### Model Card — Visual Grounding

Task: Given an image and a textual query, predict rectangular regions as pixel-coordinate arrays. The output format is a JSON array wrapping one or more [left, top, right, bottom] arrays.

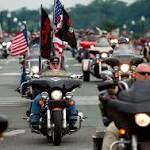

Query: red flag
[[41, 7, 51, 59], [10, 29, 28, 56], [57, 8, 77, 49]]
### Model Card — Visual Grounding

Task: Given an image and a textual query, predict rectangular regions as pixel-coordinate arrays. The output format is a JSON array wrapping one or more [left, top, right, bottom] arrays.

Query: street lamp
[[123, 24, 127, 30], [131, 20, 135, 37], [13, 17, 18, 32], [7, 12, 12, 33], [122, 24, 127, 36], [141, 16, 146, 35], [131, 20, 135, 26], [13, 17, 18, 23]]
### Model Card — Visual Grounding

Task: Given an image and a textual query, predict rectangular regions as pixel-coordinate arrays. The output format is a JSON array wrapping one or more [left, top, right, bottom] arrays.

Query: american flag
[[53, 0, 63, 56], [10, 29, 28, 56], [54, 0, 63, 30]]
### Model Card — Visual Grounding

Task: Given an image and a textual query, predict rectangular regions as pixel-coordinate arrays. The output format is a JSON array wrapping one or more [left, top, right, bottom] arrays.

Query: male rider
[[30, 56, 78, 130], [102, 63, 150, 150]]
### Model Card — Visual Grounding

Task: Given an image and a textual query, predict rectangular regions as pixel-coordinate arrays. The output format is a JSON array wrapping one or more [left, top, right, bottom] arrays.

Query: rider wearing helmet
[[118, 36, 129, 44], [30, 56, 78, 131]]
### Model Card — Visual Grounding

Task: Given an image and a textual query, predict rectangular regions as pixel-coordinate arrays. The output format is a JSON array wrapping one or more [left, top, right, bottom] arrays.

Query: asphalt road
[[0, 51, 105, 150]]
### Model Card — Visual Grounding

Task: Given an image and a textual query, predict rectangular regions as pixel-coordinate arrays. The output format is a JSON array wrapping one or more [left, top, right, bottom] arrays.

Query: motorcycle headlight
[[101, 53, 108, 58], [120, 64, 129, 73], [31, 66, 39, 74], [51, 90, 63, 100], [2, 42, 7, 47], [90, 45, 94, 48], [135, 113, 150, 127]]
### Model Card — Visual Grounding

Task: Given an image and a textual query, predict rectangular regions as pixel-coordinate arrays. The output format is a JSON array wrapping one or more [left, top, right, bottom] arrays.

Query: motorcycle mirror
[[41, 91, 49, 99], [71, 74, 83, 79], [97, 81, 118, 91], [96, 54, 100, 59], [66, 92, 73, 99], [0, 115, 8, 135]]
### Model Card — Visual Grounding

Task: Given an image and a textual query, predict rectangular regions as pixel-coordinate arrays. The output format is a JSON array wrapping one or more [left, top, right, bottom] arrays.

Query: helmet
[[50, 56, 60, 63], [118, 37, 129, 44]]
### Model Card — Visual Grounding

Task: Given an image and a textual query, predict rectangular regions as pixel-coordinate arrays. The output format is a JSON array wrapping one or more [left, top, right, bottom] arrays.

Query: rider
[[47, 56, 61, 70], [16, 56, 28, 95], [30, 56, 78, 130], [101, 63, 150, 150]]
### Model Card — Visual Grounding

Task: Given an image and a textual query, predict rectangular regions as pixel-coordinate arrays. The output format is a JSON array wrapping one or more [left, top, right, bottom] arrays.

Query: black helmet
[[118, 37, 129, 44], [50, 56, 60, 63]]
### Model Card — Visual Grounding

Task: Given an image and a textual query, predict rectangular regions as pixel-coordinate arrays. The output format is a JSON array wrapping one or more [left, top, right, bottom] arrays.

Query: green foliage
[[0, 0, 150, 35]]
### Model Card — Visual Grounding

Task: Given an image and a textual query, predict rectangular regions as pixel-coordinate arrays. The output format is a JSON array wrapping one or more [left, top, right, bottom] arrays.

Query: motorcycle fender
[[52, 108, 63, 111], [82, 59, 90, 71]]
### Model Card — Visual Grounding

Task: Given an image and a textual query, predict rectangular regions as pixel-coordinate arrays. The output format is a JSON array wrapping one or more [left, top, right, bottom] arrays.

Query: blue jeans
[[20, 71, 28, 94], [30, 94, 78, 124]]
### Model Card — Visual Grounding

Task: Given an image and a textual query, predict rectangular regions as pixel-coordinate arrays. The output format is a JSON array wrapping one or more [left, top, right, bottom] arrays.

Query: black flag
[[41, 7, 51, 59], [57, 8, 77, 49]]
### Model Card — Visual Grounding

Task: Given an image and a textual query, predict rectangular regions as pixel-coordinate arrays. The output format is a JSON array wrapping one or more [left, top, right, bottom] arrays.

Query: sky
[[0, 0, 136, 11]]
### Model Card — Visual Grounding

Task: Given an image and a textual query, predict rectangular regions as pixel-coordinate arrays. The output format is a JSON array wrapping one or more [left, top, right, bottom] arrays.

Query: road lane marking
[[0, 73, 20, 76], [4, 129, 25, 137], [74, 96, 99, 105], [65, 57, 74, 60], [0, 96, 99, 106], [72, 63, 82, 67]]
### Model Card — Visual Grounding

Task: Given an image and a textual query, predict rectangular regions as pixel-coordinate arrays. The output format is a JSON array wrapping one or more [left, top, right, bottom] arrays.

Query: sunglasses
[[138, 72, 150, 76], [51, 62, 59, 65]]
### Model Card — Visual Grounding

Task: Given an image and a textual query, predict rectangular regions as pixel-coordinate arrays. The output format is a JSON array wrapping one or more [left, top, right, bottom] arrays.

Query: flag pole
[[51, 0, 56, 57], [39, 4, 42, 73]]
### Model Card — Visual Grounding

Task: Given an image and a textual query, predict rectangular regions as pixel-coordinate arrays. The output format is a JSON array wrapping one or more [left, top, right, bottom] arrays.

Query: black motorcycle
[[28, 77, 85, 146], [0, 114, 8, 135], [104, 80, 150, 150]]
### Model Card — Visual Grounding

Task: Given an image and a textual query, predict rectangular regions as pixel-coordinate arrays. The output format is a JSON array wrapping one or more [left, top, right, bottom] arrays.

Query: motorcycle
[[0, 114, 8, 135], [82, 36, 113, 82], [98, 80, 150, 150], [0, 42, 9, 59], [104, 44, 144, 81], [28, 77, 85, 146]]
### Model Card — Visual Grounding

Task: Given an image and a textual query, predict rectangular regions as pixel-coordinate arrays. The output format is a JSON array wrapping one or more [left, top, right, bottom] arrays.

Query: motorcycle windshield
[[108, 80, 150, 113], [29, 77, 82, 93]]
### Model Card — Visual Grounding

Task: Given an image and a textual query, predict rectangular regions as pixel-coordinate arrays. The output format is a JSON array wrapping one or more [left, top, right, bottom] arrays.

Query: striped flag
[[10, 29, 28, 56], [54, 0, 63, 31], [53, 0, 63, 56]]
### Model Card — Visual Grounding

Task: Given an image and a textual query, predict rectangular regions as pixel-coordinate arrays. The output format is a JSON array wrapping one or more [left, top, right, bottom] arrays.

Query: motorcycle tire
[[83, 71, 90, 82], [52, 111, 63, 146]]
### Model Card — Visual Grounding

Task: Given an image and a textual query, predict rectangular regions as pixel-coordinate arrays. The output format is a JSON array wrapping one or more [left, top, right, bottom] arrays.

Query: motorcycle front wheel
[[52, 111, 63, 146]]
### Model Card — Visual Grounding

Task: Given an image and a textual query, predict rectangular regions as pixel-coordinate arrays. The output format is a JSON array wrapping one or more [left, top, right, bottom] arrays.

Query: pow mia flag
[[57, 8, 77, 49]]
